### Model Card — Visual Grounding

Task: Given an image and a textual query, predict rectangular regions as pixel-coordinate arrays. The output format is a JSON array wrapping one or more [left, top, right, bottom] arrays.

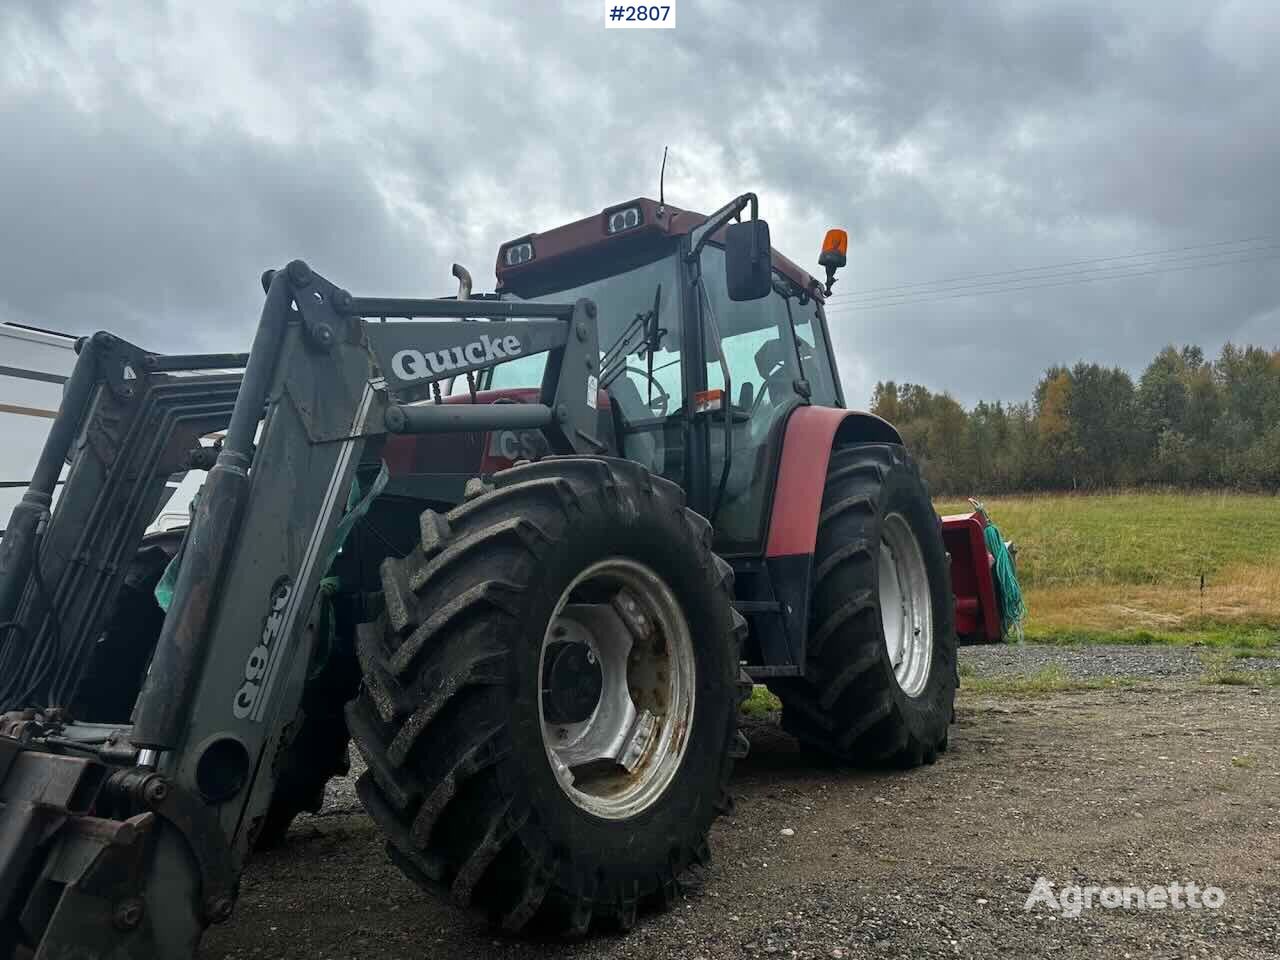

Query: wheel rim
[[538, 558, 696, 820], [878, 512, 934, 697]]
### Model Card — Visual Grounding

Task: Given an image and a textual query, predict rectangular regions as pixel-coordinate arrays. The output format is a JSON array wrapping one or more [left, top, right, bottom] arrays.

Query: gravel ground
[[959, 642, 1278, 680], [202, 644, 1280, 960]]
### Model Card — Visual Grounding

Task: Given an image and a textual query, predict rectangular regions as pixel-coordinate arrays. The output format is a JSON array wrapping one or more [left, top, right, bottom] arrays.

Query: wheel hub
[[542, 640, 603, 725], [538, 558, 695, 821]]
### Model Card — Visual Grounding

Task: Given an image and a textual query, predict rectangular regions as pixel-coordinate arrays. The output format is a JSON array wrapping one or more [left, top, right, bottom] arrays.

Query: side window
[[700, 248, 797, 413], [713, 328, 780, 410], [790, 300, 840, 407]]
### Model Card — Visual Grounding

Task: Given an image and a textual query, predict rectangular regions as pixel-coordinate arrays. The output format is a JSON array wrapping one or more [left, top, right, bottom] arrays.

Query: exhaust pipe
[[441, 263, 474, 397], [452, 262, 473, 300]]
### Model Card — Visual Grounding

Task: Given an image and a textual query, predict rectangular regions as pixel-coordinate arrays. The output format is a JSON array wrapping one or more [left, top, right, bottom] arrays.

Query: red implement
[[941, 511, 1002, 643]]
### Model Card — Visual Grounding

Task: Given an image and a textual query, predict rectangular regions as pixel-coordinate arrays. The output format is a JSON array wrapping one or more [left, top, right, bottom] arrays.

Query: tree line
[[870, 343, 1280, 495]]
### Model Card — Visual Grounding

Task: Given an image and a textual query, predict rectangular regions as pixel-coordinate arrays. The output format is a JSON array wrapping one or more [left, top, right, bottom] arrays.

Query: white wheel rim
[[538, 558, 696, 820], [878, 512, 934, 697]]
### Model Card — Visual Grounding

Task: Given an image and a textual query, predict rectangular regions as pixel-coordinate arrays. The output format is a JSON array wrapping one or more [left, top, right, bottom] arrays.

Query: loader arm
[[0, 262, 599, 958]]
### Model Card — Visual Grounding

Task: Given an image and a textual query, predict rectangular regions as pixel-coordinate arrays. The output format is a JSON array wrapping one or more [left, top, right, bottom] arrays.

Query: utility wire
[[824, 245, 1280, 313], [826, 235, 1275, 302], [831, 242, 1280, 308], [828, 240, 1280, 308], [824, 249, 1280, 314]]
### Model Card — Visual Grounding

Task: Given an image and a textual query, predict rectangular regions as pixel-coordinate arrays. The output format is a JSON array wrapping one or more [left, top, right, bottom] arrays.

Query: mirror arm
[[687, 192, 759, 264]]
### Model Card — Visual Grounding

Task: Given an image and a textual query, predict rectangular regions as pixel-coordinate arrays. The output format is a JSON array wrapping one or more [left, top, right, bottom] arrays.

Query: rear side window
[[790, 299, 840, 407]]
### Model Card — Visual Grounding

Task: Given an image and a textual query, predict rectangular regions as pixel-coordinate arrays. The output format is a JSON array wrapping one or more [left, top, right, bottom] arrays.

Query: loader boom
[[0, 262, 598, 957]]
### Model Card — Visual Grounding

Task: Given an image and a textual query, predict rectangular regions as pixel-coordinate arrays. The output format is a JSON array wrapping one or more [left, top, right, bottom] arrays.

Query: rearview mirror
[[724, 219, 772, 301]]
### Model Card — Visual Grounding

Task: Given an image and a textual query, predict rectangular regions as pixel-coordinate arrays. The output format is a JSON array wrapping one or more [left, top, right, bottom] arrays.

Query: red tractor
[[335, 193, 1004, 919], [0, 192, 1003, 956]]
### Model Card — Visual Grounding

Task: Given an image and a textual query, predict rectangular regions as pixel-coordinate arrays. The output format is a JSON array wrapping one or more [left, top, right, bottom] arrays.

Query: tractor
[[0, 192, 1000, 957]]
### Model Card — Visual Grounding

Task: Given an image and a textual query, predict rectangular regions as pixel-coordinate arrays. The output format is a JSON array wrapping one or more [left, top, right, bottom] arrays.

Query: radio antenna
[[658, 146, 668, 214]]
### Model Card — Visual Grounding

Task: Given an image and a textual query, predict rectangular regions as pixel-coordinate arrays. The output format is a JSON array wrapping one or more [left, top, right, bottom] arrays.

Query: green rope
[[983, 519, 1026, 642], [969, 498, 1026, 642]]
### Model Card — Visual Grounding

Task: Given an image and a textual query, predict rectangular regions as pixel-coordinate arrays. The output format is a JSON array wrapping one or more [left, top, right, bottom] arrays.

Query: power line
[[825, 249, 1280, 313], [823, 249, 1280, 314], [826, 242, 1280, 311], [831, 241, 1280, 308], [827, 235, 1275, 303]]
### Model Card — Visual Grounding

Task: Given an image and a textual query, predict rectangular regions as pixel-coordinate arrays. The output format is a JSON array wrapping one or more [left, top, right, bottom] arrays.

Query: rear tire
[[772, 443, 956, 766], [346, 457, 745, 936]]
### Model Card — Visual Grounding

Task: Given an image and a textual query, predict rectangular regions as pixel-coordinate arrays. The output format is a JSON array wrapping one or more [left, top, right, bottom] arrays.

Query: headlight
[[606, 206, 642, 234], [503, 241, 535, 266]]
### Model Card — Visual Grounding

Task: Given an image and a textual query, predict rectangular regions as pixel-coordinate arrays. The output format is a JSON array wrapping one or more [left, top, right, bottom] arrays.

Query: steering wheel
[[618, 366, 670, 417]]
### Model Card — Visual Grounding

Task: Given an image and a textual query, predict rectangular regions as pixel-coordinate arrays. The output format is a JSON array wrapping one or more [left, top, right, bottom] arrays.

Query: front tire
[[346, 457, 745, 936], [772, 443, 956, 766]]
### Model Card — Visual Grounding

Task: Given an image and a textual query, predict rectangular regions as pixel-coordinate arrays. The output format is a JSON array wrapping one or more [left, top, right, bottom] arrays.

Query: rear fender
[[763, 407, 1002, 647], [764, 406, 902, 558], [740, 407, 901, 677]]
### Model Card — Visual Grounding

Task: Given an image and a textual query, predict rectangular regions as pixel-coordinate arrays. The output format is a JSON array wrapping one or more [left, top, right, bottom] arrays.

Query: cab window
[[787, 296, 840, 407]]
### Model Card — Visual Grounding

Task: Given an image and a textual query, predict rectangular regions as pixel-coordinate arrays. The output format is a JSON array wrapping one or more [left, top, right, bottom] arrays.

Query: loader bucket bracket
[[101, 769, 239, 923]]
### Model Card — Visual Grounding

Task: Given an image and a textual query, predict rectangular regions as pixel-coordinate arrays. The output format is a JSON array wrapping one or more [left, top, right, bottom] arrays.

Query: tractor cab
[[459, 195, 846, 551]]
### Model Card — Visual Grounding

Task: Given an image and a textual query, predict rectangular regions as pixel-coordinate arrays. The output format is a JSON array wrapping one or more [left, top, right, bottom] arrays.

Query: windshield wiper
[[642, 284, 665, 406], [774, 278, 814, 401], [600, 284, 665, 399]]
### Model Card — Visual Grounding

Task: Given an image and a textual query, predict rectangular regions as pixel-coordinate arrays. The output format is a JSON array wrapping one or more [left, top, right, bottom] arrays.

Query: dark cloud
[[2, 0, 1277, 405], [0, 89, 442, 352]]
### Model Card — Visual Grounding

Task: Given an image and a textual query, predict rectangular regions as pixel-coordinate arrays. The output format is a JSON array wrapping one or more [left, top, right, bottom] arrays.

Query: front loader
[[0, 193, 996, 957]]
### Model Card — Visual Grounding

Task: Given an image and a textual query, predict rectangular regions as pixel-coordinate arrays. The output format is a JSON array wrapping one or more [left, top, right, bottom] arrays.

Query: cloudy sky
[[2, 0, 1277, 407]]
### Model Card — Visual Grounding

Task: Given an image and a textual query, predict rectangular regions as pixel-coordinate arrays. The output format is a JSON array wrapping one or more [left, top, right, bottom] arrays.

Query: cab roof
[[495, 197, 825, 302]]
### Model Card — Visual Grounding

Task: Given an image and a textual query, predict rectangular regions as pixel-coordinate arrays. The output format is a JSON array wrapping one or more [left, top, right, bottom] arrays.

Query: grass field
[[934, 492, 1280, 647]]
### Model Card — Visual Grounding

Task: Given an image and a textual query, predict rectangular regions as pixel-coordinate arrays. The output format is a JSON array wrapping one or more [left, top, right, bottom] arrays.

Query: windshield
[[485, 250, 685, 483], [489, 252, 684, 407]]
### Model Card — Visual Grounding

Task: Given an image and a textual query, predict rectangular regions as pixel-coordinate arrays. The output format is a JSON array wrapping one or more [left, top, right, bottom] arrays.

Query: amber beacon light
[[818, 228, 848, 295]]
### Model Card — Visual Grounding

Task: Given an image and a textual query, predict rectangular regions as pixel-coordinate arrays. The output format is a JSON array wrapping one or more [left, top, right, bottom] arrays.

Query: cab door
[[689, 247, 845, 556]]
